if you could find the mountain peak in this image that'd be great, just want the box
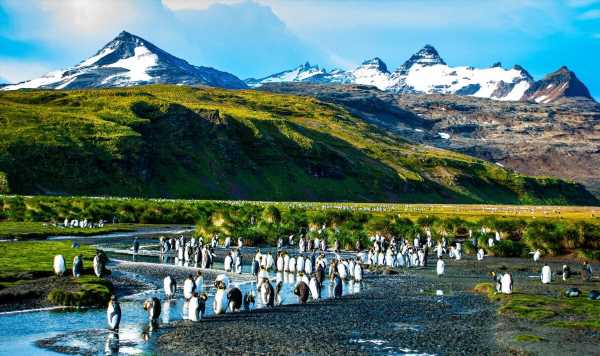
[3,31,247,90]
[523,66,592,103]
[394,44,446,75]
[359,57,388,73]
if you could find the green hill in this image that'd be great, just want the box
[0,85,596,205]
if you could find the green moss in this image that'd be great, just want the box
[0,222,143,241]
[514,334,545,343]
[546,320,600,332]
[48,277,111,307]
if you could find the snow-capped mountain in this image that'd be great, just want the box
[3,31,247,90]
[246,45,592,103]
[245,62,351,87]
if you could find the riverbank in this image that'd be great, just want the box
[156,255,600,355]
[157,271,501,355]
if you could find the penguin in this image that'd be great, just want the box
[541,264,552,284]
[276,253,284,272]
[213,274,230,315]
[477,248,485,261]
[348,259,355,278]
[316,264,325,285]
[243,291,256,310]
[588,290,600,300]
[143,297,161,330]
[72,255,83,278]
[266,253,274,271]
[305,257,313,275]
[284,253,290,272]
[201,247,210,269]
[565,287,581,298]
[332,274,343,298]
[297,255,305,273]
[93,253,104,278]
[289,256,297,273]
[188,292,203,321]
[252,259,260,277]
[235,253,243,274]
[53,255,66,277]
[106,295,121,331]
[275,281,283,306]
[294,281,310,304]
[501,272,513,294]
[164,275,177,299]
[259,278,275,307]
[532,249,541,262]
[183,274,196,300]
[133,238,140,254]
[436,257,445,276]
[562,265,571,281]
[224,253,233,272]
[227,286,243,312]
[309,275,321,300]
[194,272,204,293]
[353,261,363,282]
[337,260,348,280]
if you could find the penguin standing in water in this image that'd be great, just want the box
[188,292,206,321]
[252,258,260,277]
[194,271,204,293]
[164,275,177,299]
[305,256,314,275]
[243,291,256,310]
[266,253,274,271]
[143,297,161,330]
[227,286,243,312]
[501,272,513,294]
[309,274,321,300]
[276,253,284,272]
[562,265,571,281]
[235,251,243,274]
[183,274,196,300]
[72,255,83,278]
[213,274,230,315]
[477,248,485,261]
[294,280,310,304]
[224,252,233,272]
[133,237,140,254]
[332,274,343,298]
[93,253,104,278]
[316,264,325,286]
[53,255,66,277]
[201,247,210,269]
[259,277,275,307]
[275,281,283,306]
[107,295,121,331]
[353,261,363,282]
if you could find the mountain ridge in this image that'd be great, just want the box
[247,45,593,103]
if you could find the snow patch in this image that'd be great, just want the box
[77,47,116,68]
[106,46,158,82]
[438,132,450,139]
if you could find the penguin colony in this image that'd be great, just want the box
[64,232,595,332]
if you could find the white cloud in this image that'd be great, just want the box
[0,60,52,83]
[162,0,244,10]
[579,9,600,19]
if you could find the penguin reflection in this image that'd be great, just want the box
[104,332,119,355]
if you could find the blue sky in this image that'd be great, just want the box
[0,0,599,99]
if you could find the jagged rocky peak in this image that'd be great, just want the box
[358,57,389,73]
[491,62,502,68]
[523,66,593,103]
[406,44,446,67]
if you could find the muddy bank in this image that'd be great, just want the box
[156,271,501,355]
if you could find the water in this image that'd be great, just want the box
[0,234,365,355]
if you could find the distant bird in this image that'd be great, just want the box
[309,275,321,300]
[243,291,256,310]
[132,238,140,254]
[259,278,275,307]
[188,292,207,321]
[436,257,445,276]
[183,275,195,300]
[353,262,363,282]
[565,287,581,298]
[541,264,552,284]
[53,255,66,277]
[106,295,121,331]
[332,274,343,298]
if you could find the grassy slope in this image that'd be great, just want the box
[0,85,596,205]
